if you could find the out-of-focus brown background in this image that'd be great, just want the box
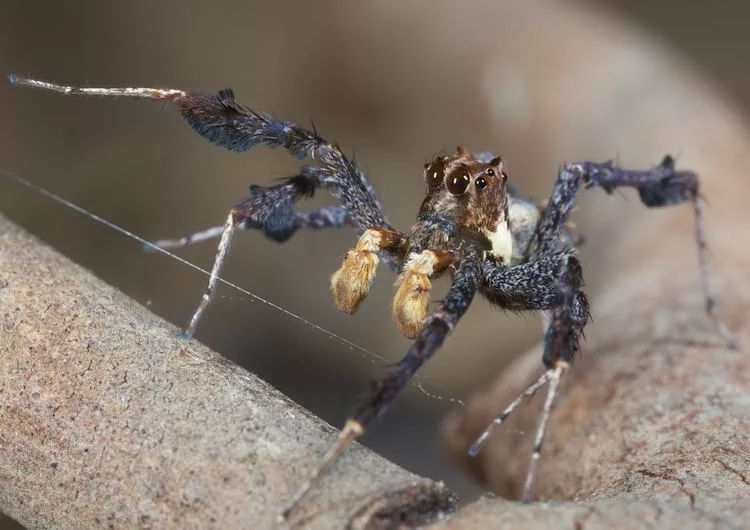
[1,1,749,528]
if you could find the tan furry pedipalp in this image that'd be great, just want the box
[392,250,454,338]
[330,229,388,314]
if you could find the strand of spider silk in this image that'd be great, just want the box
[0,168,464,407]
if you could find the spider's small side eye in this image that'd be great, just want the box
[501,171,508,182]
[485,168,495,176]
[425,159,446,188]
[447,169,471,195]
[475,176,487,190]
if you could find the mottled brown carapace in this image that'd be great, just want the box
[420,146,508,236]
[409,146,513,266]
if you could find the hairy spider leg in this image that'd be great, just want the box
[147,206,349,251]
[535,157,735,348]
[392,249,455,337]
[469,254,589,500]
[281,258,481,521]
[11,75,395,337]
[330,227,406,314]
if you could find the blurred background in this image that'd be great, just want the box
[1,1,749,527]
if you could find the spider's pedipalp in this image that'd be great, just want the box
[392,249,455,338]
[330,228,405,314]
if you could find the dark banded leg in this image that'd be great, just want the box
[280,258,481,521]
[9,75,391,233]
[534,155,734,347]
[164,173,351,338]
[471,255,589,501]
[148,205,349,251]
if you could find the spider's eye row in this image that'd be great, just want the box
[425,160,445,188]
[475,176,487,190]
[447,169,471,195]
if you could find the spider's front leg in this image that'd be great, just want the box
[9,76,393,339]
[533,156,735,348]
[281,257,481,520]
[470,254,590,501]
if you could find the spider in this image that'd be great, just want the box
[9,74,735,520]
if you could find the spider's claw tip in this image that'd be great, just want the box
[179,329,194,341]
[7,73,18,85]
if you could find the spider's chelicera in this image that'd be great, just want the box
[9,74,736,520]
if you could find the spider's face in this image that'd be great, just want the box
[420,147,510,254]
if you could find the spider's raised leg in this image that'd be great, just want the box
[10,76,396,336]
[281,257,481,521]
[471,255,589,501]
[533,156,735,347]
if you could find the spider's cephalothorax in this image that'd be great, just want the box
[10,75,736,521]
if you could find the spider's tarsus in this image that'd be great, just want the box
[7,73,19,86]
[179,329,194,341]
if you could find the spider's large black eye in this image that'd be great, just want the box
[424,159,445,188]
[475,176,487,190]
[447,168,471,195]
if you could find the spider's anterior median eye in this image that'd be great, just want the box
[475,176,487,190]
[425,159,446,188]
[447,168,471,195]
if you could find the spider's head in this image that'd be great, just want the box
[418,146,512,262]
[422,146,508,226]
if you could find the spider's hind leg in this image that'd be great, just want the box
[534,156,735,348]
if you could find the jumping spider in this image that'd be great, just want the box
[9,74,735,520]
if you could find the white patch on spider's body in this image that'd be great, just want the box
[483,217,514,264]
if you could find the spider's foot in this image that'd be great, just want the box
[330,249,378,314]
[392,270,430,338]
[179,328,194,341]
